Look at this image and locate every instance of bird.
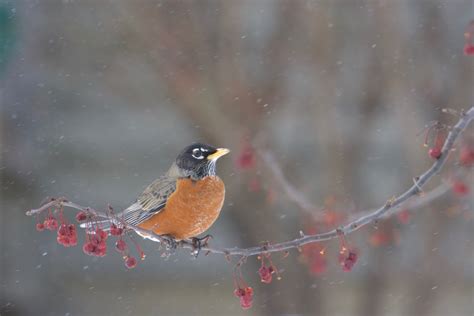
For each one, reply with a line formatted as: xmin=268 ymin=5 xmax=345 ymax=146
xmin=85 ymin=143 xmax=229 ymax=243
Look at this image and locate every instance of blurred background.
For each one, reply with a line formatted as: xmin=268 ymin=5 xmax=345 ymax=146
xmin=1 ymin=0 xmax=473 ymax=315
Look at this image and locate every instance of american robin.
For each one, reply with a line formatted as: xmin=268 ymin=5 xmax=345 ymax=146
xmin=91 ymin=143 xmax=229 ymax=242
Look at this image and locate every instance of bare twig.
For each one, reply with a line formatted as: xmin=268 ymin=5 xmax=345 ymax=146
xmin=257 ymin=150 xmax=324 ymax=218
xmin=27 ymin=107 xmax=474 ymax=258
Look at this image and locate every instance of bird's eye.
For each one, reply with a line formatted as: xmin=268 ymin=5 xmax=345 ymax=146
xmin=192 ymin=148 xmax=204 ymax=159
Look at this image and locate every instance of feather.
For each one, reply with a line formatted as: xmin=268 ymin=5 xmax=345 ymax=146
xmin=119 ymin=176 xmax=177 ymax=226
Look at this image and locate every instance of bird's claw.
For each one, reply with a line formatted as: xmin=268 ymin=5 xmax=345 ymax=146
xmin=162 ymin=235 xmax=178 ymax=252
xmin=190 ymin=234 xmax=213 ymax=258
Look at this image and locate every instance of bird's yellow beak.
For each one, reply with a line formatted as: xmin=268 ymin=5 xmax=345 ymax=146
xmin=207 ymin=148 xmax=230 ymax=160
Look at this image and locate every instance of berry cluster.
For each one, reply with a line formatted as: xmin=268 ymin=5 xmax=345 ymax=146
xmin=41 ymin=216 xmax=59 ymax=231
xmin=35 ymin=207 xmax=144 ymax=269
xmin=57 ymin=223 xmax=78 ymax=247
xmin=258 ymin=265 xmax=274 ymax=284
xmin=112 ymin=227 xmax=142 ymax=269
xmin=257 ymin=253 xmax=280 ymax=284
xmin=82 ymin=228 xmax=108 ymax=257
xmin=37 ymin=210 xmax=77 ymax=248
xmin=234 ymin=287 xmax=254 ymax=310
xmin=232 ymin=261 xmax=255 ymax=310
xmin=110 ymin=223 xmax=124 ymax=236
xmin=337 ymin=232 xmax=358 ymax=272
xmin=338 ymin=250 xmax=358 ymax=272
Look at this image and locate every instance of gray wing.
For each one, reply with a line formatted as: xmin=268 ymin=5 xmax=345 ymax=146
xmin=120 ymin=176 xmax=177 ymax=226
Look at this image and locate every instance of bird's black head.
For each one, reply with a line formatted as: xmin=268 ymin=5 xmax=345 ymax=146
xmin=174 ymin=143 xmax=229 ymax=179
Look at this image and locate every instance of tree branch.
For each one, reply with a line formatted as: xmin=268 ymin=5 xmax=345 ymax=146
xmin=257 ymin=149 xmax=324 ymax=218
xmin=27 ymin=107 xmax=474 ymax=258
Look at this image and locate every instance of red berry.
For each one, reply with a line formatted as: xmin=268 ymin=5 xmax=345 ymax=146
xmin=429 ymin=148 xmax=442 ymax=159
xmin=57 ymin=224 xmax=78 ymax=247
xmin=258 ymin=266 xmax=273 ymax=284
xmin=75 ymin=211 xmax=88 ymax=222
xmin=240 ymin=298 xmax=252 ymax=310
xmin=452 ymin=181 xmax=469 ymax=196
xmin=36 ymin=223 xmax=45 ymax=231
xmin=84 ymin=237 xmax=107 ymax=257
xmin=115 ymin=239 xmax=127 ymax=252
xmin=110 ymin=224 xmax=124 ymax=236
xmin=234 ymin=288 xmax=244 ymax=298
xmin=97 ymin=240 xmax=107 ymax=252
xmin=88 ymin=234 xmax=100 ymax=246
xmin=58 ymin=224 xmax=68 ymax=236
xmin=68 ymin=236 xmax=78 ymax=247
xmin=234 ymin=287 xmax=253 ymax=310
xmin=125 ymin=256 xmax=137 ymax=269
xmin=68 ymin=224 xmax=76 ymax=234
xmin=83 ymin=242 xmax=96 ymax=255
xmin=57 ymin=235 xmax=70 ymax=246
xmin=339 ymin=250 xmax=358 ymax=272
xmin=96 ymin=228 xmax=108 ymax=240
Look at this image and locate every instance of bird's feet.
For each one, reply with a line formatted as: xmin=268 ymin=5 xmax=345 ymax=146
xmin=190 ymin=234 xmax=213 ymax=258
xmin=161 ymin=234 xmax=178 ymax=252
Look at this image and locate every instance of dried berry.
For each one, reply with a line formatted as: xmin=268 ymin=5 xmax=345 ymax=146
xmin=125 ymin=256 xmax=138 ymax=269
xmin=57 ymin=223 xmax=78 ymax=247
xmin=258 ymin=265 xmax=274 ymax=284
xmin=83 ymin=228 xmax=108 ymax=257
xmin=75 ymin=211 xmax=88 ymax=222
xmin=234 ymin=287 xmax=253 ymax=310
xmin=96 ymin=228 xmax=108 ymax=240
xmin=338 ymin=249 xmax=358 ymax=272
xmin=44 ymin=216 xmax=58 ymax=231
xmin=110 ymin=224 xmax=124 ymax=236
xmin=36 ymin=223 xmax=45 ymax=232
xmin=82 ymin=242 xmax=95 ymax=255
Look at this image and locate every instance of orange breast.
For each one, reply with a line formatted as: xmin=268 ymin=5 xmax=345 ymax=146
xmin=138 ymin=176 xmax=225 ymax=240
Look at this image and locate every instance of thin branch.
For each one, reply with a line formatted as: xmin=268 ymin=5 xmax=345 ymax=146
xmin=257 ymin=149 xmax=324 ymax=218
xmin=27 ymin=107 xmax=474 ymax=258
xmin=340 ymin=182 xmax=450 ymax=226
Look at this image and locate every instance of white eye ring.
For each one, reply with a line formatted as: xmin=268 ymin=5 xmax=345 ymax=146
xmin=192 ymin=148 xmax=204 ymax=159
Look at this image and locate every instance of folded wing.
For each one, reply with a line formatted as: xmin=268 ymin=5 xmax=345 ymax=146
xmin=121 ymin=176 xmax=177 ymax=226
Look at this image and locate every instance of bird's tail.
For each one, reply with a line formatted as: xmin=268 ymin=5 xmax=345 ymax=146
xmin=79 ymin=201 xmax=140 ymax=231
xmin=79 ymin=219 xmax=116 ymax=231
